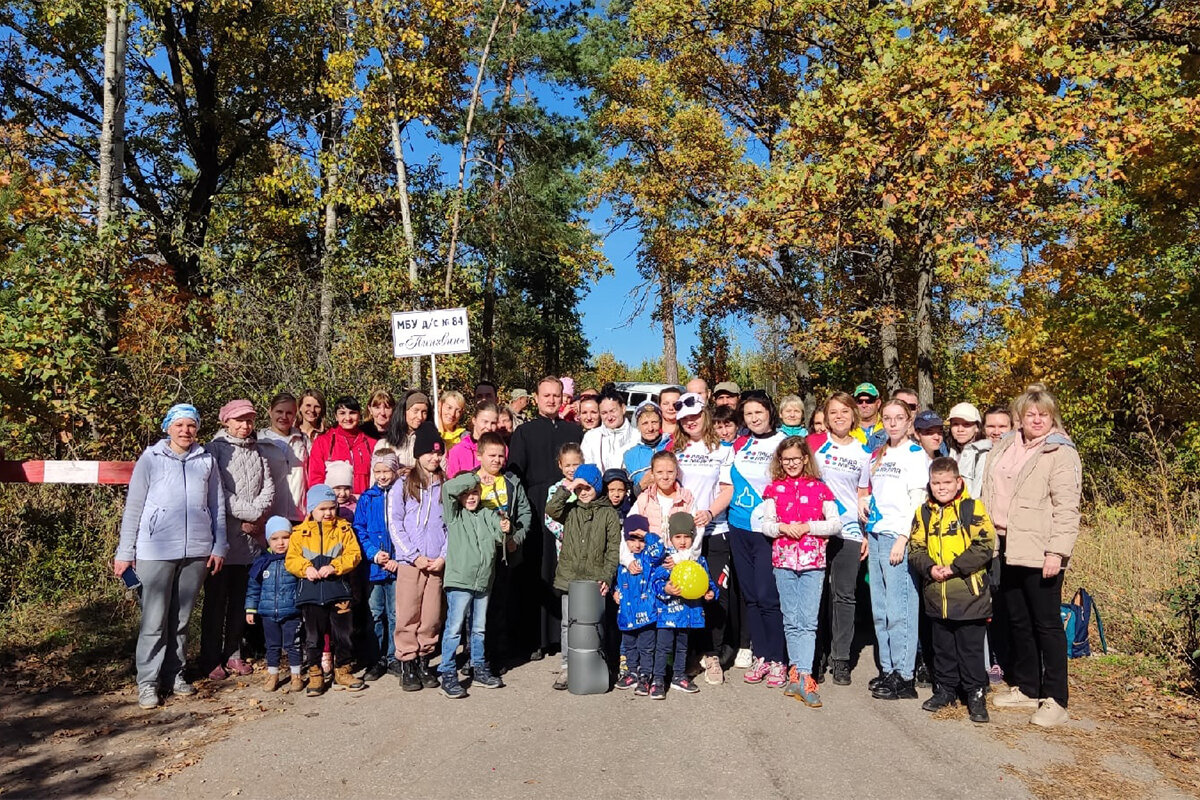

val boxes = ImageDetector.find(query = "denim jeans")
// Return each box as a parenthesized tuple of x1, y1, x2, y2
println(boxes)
(867, 532, 919, 679)
(621, 625, 656, 677)
(441, 589, 489, 674)
(366, 580, 396, 664)
(653, 628, 689, 682)
(262, 616, 302, 670)
(773, 567, 824, 674)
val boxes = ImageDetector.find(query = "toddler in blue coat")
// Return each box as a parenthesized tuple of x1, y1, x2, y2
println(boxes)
(650, 512, 717, 699)
(245, 516, 302, 692)
(612, 514, 663, 692)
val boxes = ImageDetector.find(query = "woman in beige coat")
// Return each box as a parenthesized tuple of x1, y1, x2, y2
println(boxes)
(980, 384, 1081, 728)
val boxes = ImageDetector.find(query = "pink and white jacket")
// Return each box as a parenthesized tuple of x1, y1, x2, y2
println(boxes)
(760, 476, 841, 572)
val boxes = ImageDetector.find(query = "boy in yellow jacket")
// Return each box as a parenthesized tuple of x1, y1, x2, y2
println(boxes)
(286, 484, 364, 696)
(909, 457, 995, 723)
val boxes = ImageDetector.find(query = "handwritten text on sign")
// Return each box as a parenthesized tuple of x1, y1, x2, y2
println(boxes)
(391, 308, 471, 358)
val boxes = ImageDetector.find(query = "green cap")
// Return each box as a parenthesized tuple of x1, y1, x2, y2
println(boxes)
(853, 382, 879, 399)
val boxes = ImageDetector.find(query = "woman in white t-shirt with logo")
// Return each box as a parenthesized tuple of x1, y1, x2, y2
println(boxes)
(863, 398, 929, 701)
(672, 393, 734, 684)
(809, 391, 872, 686)
(719, 392, 788, 688)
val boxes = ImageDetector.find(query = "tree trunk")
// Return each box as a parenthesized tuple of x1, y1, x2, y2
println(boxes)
(97, 0, 126, 234)
(480, 9, 519, 382)
(659, 272, 679, 384)
(444, 0, 509, 302)
(316, 3, 346, 375)
(914, 215, 935, 410)
(877, 235, 901, 395)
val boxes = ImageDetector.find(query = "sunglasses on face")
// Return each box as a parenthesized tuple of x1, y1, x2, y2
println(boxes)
(855, 397, 877, 405)
(673, 396, 703, 412)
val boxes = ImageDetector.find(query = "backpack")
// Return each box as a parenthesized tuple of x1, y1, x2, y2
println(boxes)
(1060, 587, 1107, 658)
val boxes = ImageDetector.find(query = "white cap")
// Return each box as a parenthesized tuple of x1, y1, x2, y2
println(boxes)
(674, 392, 707, 421)
(946, 402, 982, 424)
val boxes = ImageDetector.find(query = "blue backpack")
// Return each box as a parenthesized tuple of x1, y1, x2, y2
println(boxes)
(1060, 587, 1107, 658)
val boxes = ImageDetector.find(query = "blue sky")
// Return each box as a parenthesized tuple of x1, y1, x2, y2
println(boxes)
(577, 210, 703, 367)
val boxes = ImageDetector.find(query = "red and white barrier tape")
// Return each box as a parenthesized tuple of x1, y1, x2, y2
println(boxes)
(0, 461, 135, 485)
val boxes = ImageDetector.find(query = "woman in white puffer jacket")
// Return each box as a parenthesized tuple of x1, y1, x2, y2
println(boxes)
(580, 387, 638, 473)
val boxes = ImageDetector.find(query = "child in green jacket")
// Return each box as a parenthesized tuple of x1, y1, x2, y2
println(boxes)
(547, 463, 621, 690)
(437, 471, 507, 698)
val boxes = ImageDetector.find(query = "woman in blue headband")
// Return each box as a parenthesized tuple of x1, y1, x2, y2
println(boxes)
(114, 403, 229, 709)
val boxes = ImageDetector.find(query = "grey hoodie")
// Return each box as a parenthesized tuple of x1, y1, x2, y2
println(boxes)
(206, 430, 274, 564)
(116, 440, 229, 562)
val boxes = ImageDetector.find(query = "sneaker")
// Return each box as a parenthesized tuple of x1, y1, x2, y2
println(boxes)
(440, 672, 467, 699)
(333, 665, 366, 691)
(793, 672, 823, 708)
(320, 652, 333, 675)
(743, 657, 769, 684)
(922, 687, 958, 712)
(529, 648, 545, 661)
(966, 687, 990, 723)
(893, 675, 918, 700)
(648, 680, 666, 700)
(387, 660, 404, 678)
(992, 686, 1039, 708)
(734, 648, 753, 669)
(765, 661, 787, 688)
(472, 663, 504, 689)
(553, 671, 569, 691)
(207, 664, 228, 681)
(306, 665, 326, 697)
(615, 672, 639, 690)
(671, 676, 700, 694)
(225, 656, 253, 676)
(263, 671, 282, 692)
(171, 675, 196, 696)
(831, 659, 851, 686)
(867, 670, 888, 692)
(871, 671, 901, 700)
(702, 655, 724, 686)
(288, 672, 305, 693)
(988, 664, 1005, 685)
(634, 675, 651, 697)
(363, 661, 388, 682)
(137, 684, 159, 709)
(1030, 698, 1069, 728)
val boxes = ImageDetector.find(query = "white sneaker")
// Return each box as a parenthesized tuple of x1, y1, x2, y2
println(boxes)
(137, 684, 159, 709)
(992, 686, 1039, 708)
(1030, 699, 1069, 728)
(734, 648, 753, 669)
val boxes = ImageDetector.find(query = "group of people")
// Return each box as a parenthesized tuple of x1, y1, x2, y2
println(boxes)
(114, 375, 1081, 728)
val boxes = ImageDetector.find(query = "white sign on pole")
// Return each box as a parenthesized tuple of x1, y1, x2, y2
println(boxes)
(391, 307, 471, 359)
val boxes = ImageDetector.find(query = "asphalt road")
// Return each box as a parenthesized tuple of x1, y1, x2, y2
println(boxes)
(141, 656, 1046, 800)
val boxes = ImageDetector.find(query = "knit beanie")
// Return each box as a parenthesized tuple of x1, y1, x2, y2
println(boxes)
(325, 461, 353, 488)
(623, 514, 650, 539)
(574, 463, 603, 495)
(307, 484, 336, 512)
(412, 421, 443, 458)
(265, 516, 292, 538)
(668, 511, 696, 537)
(371, 451, 401, 473)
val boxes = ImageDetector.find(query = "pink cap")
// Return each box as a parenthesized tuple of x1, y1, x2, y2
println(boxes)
(218, 399, 256, 422)
(560, 376, 575, 397)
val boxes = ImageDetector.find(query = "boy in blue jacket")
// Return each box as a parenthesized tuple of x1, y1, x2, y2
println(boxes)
(353, 453, 401, 682)
(651, 512, 717, 699)
(613, 514, 663, 693)
(245, 516, 303, 693)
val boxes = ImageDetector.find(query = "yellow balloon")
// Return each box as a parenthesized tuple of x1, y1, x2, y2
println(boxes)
(670, 560, 709, 600)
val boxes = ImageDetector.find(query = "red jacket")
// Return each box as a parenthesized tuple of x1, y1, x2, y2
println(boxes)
(308, 426, 377, 495)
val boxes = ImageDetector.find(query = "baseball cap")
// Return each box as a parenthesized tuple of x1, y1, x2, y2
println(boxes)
(947, 402, 981, 424)
(914, 410, 945, 431)
(673, 392, 706, 421)
(712, 381, 741, 398)
(853, 382, 880, 399)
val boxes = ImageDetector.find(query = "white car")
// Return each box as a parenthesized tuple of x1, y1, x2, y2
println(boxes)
(611, 382, 682, 420)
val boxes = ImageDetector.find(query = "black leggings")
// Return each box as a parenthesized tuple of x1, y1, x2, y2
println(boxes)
(1001, 563, 1068, 706)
